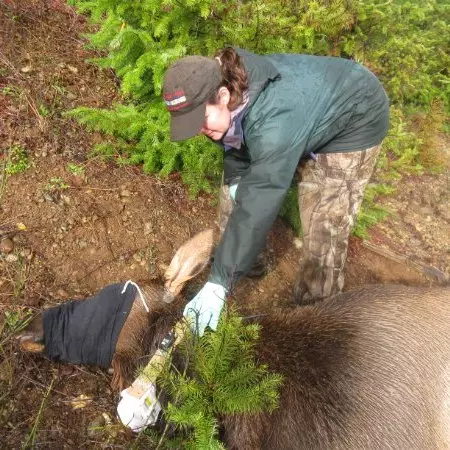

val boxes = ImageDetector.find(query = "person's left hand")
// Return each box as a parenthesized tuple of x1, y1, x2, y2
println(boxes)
(183, 282, 227, 336)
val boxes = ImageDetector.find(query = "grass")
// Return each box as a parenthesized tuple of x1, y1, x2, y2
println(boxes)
(0, 307, 33, 409)
(0, 144, 31, 204)
(3, 307, 33, 335)
(0, 307, 33, 349)
(0, 266, 51, 449)
(0, 152, 8, 205)
(0, 251, 32, 300)
(45, 176, 69, 192)
(67, 162, 85, 176)
(21, 376, 55, 449)
(1, 85, 24, 98)
(5, 144, 31, 175)
(0, 340, 15, 405)
(38, 103, 50, 118)
(14, 254, 31, 299)
(51, 82, 67, 97)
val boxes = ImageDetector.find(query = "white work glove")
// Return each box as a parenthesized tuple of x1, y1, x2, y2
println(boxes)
(117, 383, 162, 432)
(183, 282, 227, 336)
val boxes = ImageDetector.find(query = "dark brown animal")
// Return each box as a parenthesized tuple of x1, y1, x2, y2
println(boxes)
(19, 232, 450, 448)
(17, 229, 214, 391)
(122, 282, 450, 449)
(222, 284, 450, 449)
(134, 283, 450, 449)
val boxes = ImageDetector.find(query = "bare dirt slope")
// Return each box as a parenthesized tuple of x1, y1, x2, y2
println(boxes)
(0, 1, 448, 448)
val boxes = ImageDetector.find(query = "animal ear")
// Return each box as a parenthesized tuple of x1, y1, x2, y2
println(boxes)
(164, 229, 214, 299)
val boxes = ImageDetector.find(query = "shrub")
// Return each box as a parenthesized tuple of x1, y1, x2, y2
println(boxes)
(67, 0, 449, 226)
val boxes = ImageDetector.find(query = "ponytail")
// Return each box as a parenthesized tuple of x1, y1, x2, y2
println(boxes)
(211, 47, 248, 110)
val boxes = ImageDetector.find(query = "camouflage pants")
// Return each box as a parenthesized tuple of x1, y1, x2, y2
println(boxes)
(294, 144, 381, 303)
(217, 145, 380, 297)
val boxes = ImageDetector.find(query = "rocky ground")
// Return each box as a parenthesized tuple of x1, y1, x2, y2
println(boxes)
(0, 1, 448, 448)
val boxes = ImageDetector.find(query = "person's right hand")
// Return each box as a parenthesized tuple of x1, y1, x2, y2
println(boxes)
(229, 183, 238, 202)
(183, 282, 227, 336)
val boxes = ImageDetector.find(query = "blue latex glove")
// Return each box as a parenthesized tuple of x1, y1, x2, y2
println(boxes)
(183, 282, 227, 336)
(229, 183, 238, 203)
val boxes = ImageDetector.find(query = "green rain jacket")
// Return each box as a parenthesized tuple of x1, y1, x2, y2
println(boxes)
(209, 49, 390, 291)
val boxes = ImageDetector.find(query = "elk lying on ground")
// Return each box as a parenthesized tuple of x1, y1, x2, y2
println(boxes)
(18, 230, 450, 448)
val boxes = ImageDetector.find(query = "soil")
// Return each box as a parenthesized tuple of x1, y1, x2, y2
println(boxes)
(0, 2, 449, 448)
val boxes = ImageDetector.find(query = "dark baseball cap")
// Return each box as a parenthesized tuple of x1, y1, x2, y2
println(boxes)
(163, 56, 222, 141)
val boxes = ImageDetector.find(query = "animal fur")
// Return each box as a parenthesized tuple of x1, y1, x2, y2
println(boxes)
(221, 284, 450, 449)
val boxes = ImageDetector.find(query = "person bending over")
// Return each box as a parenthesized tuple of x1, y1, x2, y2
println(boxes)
(162, 47, 390, 335)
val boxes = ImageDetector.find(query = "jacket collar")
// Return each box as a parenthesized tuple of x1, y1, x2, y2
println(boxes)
(221, 91, 249, 151)
(235, 48, 281, 108)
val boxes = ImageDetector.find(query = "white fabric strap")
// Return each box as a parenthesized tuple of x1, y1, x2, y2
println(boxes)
(121, 280, 149, 313)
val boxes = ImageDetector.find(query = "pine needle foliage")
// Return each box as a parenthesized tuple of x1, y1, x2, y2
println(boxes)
(380, 107, 424, 180)
(155, 309, 283, 449)
(353, 183, 394, 239)
(344, 0, 450, 108)
(414, 100, 448, 174)
(279, 186, 301, 236)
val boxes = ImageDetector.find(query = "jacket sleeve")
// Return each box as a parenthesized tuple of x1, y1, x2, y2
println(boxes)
(209, 128, 303, 291)
(223, 147, 251, 185)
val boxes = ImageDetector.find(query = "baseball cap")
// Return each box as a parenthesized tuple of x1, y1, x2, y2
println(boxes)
(163, 56, 222, 141)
